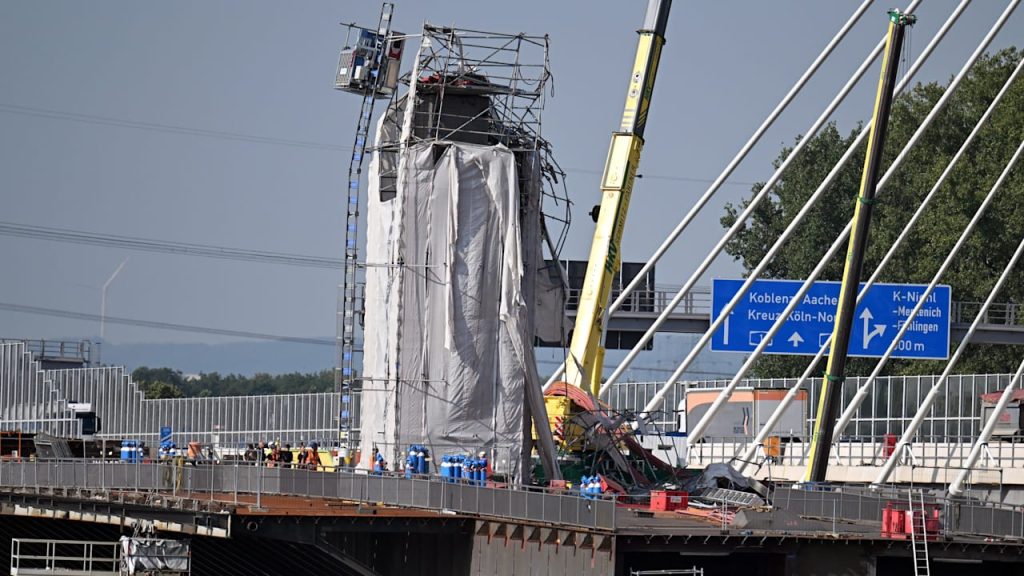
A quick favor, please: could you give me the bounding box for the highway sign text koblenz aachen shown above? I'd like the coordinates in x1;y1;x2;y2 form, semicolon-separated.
710;278;951;359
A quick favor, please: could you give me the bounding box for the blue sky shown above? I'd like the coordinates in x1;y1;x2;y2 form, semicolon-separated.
0;1;1019;373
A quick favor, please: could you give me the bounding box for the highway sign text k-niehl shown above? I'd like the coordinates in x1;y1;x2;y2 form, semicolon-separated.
711;279;951;359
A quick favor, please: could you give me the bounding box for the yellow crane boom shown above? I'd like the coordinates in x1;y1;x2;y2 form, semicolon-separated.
563;0;672;396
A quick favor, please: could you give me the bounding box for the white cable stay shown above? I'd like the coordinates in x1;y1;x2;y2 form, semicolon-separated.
949;353;1024;496
541;0;880;390
831;137;1024;442
738;53;1024;473
637;0;990;424
875;224;1024;486
595;0;930;395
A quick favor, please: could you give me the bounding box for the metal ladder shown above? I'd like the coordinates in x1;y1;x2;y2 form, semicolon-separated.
908;490;931;576
337;2;395;445
698;487;763;508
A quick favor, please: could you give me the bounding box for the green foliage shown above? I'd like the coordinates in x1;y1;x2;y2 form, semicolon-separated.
131;366;334;397
721;48;1024;378
139;380;184;399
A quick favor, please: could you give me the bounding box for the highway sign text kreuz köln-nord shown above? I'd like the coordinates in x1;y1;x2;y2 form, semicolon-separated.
710;279;951;359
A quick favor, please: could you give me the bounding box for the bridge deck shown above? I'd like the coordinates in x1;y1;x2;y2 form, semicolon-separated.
2;460;1022;544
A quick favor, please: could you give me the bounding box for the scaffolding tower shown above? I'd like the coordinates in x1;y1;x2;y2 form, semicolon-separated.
355;23;570;478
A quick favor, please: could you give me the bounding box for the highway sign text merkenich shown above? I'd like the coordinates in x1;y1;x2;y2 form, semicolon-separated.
711;279;951;359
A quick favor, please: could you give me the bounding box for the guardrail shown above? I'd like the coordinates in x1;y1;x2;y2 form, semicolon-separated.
565;286;711;316
10;538;121;576
686;436;1024;471
565;286;1022;327
769;483;1024;541
1;338;94;363
0;459;617;531
953;301;1021;326
3;459;1020;541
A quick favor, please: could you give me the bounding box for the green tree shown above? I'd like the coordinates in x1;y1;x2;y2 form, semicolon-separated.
140;380;184;399
131;366;184;389
721;48;1024;378
130;367;335;397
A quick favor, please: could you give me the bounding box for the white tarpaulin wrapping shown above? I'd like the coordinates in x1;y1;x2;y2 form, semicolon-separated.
119;536;190;573
360;140;535;477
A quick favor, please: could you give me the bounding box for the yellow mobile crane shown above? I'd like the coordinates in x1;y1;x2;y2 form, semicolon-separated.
804;10;915;483
558;0;671;401
539;0;674;486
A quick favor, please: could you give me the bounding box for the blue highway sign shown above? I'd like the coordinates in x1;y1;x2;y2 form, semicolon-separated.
710;279;951;359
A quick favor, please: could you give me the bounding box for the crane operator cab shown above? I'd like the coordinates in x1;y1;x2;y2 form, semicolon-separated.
335;27;404;98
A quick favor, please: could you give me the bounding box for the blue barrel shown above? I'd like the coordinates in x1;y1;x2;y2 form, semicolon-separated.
416;449;426;475
453;456;462;480
120;440;139;463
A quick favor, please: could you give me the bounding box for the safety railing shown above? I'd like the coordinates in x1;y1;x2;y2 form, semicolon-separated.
768;483;1024;541
686;435;1024;471
953;301;1021;326
10;538;120;576
565;285;711;316
3;459;1021;541
0;459;617;531
1;338;94;364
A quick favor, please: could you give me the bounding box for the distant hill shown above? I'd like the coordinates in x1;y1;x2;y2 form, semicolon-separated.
96;333;741;380
100;341;334;376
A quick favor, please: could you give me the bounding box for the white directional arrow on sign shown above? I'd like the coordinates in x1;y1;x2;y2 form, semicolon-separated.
788;332;804;347
860;308;887;349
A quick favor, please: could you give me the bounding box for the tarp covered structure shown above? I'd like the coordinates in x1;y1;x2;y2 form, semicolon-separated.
359;139;541;478
119;536;190;574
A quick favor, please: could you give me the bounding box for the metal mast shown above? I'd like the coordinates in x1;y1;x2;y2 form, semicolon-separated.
803;9;914;484
336;3;395;446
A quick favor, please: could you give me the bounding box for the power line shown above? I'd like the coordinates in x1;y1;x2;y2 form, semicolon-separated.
0;102;753;186
0;301;335;346
0;103;350;152
0;221;343;269
562;166;758;187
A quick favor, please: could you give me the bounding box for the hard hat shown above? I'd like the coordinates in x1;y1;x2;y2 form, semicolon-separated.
478;451;486;458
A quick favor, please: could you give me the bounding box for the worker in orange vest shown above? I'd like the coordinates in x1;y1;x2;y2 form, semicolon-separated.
305;442;322;471
186;442;202;466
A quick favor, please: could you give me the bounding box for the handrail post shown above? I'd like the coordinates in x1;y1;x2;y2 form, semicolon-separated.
256;462;262;509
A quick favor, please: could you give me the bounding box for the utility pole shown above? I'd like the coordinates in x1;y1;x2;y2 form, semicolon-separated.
804;10;915;484
100;257;129;342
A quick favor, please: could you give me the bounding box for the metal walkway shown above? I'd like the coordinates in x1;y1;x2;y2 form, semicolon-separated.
567;286;1024;345
2;460;1024;541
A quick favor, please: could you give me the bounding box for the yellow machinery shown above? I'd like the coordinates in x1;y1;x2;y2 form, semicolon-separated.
804;10;915;483
556;0;671;404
